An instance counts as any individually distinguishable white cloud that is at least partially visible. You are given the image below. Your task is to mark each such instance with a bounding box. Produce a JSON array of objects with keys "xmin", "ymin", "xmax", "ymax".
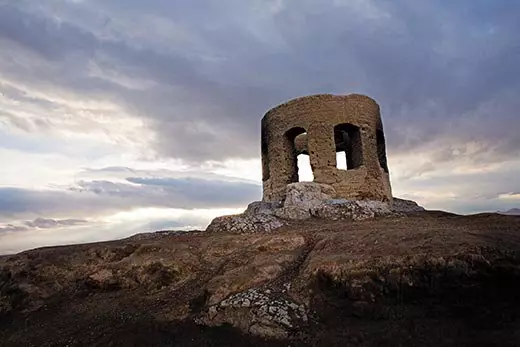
[{"xmin": 499, "ymin": 193, "xmax": 520, "ymax": 201}]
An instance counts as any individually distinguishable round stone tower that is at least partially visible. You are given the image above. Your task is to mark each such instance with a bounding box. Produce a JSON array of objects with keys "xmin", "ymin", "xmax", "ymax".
[{"xmin": 261, "ymin": 94, "xmax": 392, "ymax": 203}]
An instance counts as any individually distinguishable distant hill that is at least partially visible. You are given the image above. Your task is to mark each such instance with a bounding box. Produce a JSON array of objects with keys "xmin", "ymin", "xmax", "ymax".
[{"xmin": 499, "ymin": 208, "xmax": 520, "ymax": 215}]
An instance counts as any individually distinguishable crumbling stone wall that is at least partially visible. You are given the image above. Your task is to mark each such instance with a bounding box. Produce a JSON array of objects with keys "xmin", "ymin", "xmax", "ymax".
[{"xmin": 261, "ymin": 94, "xmax": 392, "ymax": 203}]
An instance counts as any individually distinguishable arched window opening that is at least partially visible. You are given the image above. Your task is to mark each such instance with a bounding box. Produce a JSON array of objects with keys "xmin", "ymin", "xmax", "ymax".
[
  {"xmin": 334, "ymin": 123, "xmax": 363, "ymax": 170},
  {"xmin": 376, "ymin": 129, "xmax": 389, "ymax": 173},
  {"xmin": 284, "ymin": 127, "xmax": 313, "ymax": 183},
  {"xmin": 294, "ymin": 132, "xmax": 308, "ymax": 155},
  {"xmin": 261, "ymin": 121, "xmax": 270, "ymax": 181}
]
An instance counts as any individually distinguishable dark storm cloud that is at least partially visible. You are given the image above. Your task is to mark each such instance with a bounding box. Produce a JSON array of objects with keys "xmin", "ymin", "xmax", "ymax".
[
  {"xmin": 0, "ymin": 175, "xmax": 260, "ymax": 219},
  {"xmin": 0, "ymin": 224, "xmax": 28, "ymax": 233},
  {"xmin": 0, "ymin": 187, "xmax": 116, "ymax": 219},
  {"xmin": 0, "ymin": 4, "xmax": 97, "ymax": 60},
  {"xmin": 500, "ymin": 208, "xmax": 520, "ymax": 216},
  {"xmin": 1, "ymin": 0, "xmax": 519, "ymax": 165},
  {"xmin": 77, "ymin": 166, "xmax": 255, "ymax": 183},
  {"xmin": 75, "ymin": 177, "xmax": 261, "ymax": 209},
  {"xmin": 0, "ymin": 218, "xmax": 87, "ymax": 234},
  {"xmin": 24, "ymin": 218, "xmax": 87, "ymax": 229},
  {"xmin": 125, "ymin": 177, "xmax": 260, "ymax": 203}
]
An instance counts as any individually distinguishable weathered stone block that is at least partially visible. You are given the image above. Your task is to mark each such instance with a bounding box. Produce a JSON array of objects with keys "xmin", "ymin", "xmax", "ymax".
[
  {"xmin": 391, "ymin": 198, "xmax": 426, "ymax": 213},
  {"xmin": 206, "ymin": 213, "xmax": 286, "ymax": 234},
  {"xmin": 283, "ymin": 182, "xmax": 336, "ymax": 208}
]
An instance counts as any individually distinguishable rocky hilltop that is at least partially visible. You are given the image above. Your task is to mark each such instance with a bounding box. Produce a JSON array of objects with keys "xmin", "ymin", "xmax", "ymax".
[
  {"xmin": 206, "ymin": 182, "xmax": 424, "ymax": 234},
  {"xmin": 1, "ymin": 209, "xmax": 520, "ymax": 346}
]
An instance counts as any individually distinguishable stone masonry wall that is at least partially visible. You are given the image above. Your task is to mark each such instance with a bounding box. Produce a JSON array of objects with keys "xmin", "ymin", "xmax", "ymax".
[{"xmin": 261, "ymin": 94, "xmax": 392, "ymax": 203}]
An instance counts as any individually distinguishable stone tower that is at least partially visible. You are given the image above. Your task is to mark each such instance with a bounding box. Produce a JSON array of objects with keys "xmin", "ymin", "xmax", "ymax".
[{"xmin": 261, "ymin": 94, "xmax": 392, "ymax": 203}]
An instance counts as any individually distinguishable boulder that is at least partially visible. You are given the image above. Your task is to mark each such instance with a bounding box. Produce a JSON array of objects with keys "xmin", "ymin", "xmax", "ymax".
[
  {"xmin": 274, "ymin": 182, "xmax": 337, "ymax": 220},
  {"xmin": 392, "ymin": 198, "xmax": 426, "ymax": 213},
  {"xmin": 283, "ymin": 182, "xmax": 336, "ymax": 209},
  {"xmin": 243, "ymin": 201, "xmax": 282, "ymax": 216},
  {"xmin": 206, "ymin": 213, "xmax": 286, "ymax": 234},
  {"xmin": 311, "ymin": 199, "xmax": 392, "ymax": 221}
]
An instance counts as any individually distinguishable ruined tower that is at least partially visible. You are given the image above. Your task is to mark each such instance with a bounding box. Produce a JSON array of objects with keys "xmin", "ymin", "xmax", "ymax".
[{"xmin": 261, "ymin": 94, "xmax": 392, "ymax": 203}]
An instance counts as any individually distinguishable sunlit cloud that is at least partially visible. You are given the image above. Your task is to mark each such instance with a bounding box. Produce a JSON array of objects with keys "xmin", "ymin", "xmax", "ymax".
[{"xmin": 498, "ymin": 193, "xmax": 520, "ymax": 201}]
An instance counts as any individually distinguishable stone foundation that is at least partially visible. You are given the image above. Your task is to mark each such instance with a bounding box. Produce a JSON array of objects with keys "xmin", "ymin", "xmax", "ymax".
[{"xmin": 206, "ymin": 183, "xmax": 424, "ymax": 234}]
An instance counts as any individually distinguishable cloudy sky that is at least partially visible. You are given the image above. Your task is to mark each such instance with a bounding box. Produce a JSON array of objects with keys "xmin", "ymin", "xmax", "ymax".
[{"xmin": 0, "ymin": 0, "xmax": 519, "ymax": 254}]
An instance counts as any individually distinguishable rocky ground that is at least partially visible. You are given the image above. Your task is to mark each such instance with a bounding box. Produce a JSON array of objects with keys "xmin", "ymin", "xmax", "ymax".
[{"xmin": 1, "ymin": 211, "xmax": 520, "ymax": 346}]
